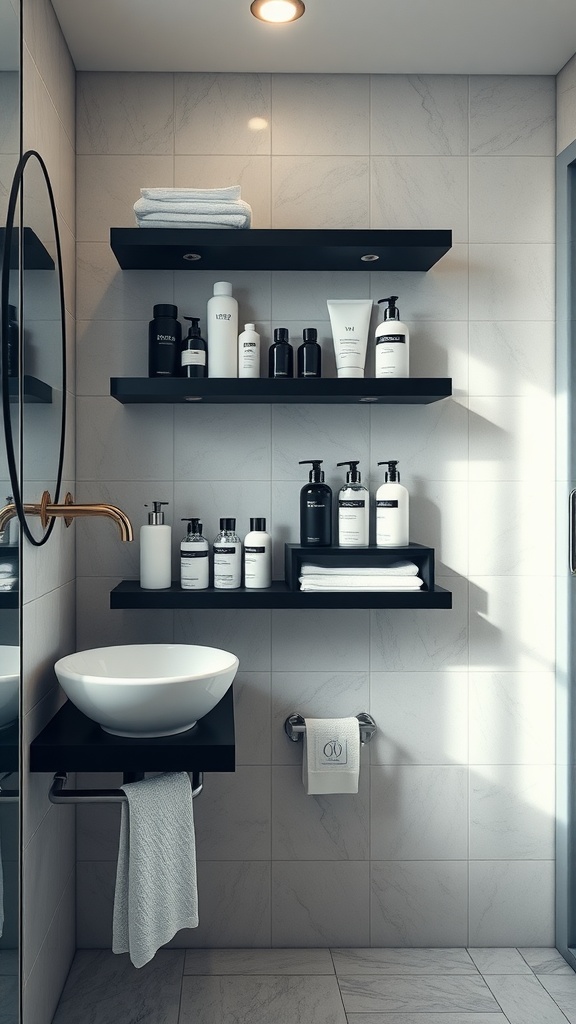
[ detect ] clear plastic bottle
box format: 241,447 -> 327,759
336,461 -> 369,546
213,517 -> 242,589
180,518 -> 209,590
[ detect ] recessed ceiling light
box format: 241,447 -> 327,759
250,0 -> 305,23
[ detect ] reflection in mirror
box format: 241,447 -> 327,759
0,0 -> 19,1020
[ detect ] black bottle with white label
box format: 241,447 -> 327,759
299,460 -> 332,546
180,317 -> 207,378
148,303 -> 181,377
375,296 -> 410,378
297,327 -> 322,378
376,460 -> 409,546
269,327 -> 294,378
213,517 -> 242,589
336,460 -> 369,546
180,518 -> 209,590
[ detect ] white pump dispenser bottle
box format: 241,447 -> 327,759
140,501 -> 172,589
375,296 -> 410,378
375,461 -> 409,546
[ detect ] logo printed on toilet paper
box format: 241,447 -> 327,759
320,738 -> 348,765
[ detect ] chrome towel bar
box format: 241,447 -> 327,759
48,771 -> 204,804
284,712 -> 376,745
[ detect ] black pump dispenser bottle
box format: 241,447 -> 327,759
299,460 -> 332,546
269,327 -> 294,378
180,316 -> 207,378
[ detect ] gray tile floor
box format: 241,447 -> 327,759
51,947 -> 576,1024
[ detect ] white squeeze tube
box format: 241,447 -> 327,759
326,299 -> 373,378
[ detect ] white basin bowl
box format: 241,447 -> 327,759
0,646 -> 19,729
54,643 -> 239,738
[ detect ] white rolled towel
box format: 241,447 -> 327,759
140,186 -> 242,203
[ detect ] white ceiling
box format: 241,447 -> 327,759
52,0 -> 576,76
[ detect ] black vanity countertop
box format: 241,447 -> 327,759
29,686 -> 235,773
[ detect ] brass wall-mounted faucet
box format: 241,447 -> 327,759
0,491 -> 133,542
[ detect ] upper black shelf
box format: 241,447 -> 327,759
111,377 -> 452,405
9,375 -> 53,404
109,228 -> 452,272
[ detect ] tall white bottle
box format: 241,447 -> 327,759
238,323 -> 260,378
375,461 -> 409,546
207,281 -> 238,378
244,517 -> 272,588
140,501 -> 172,589
374,296 -> 410,378
336,461 -> 369,547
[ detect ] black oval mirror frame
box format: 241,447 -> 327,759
1,149 -> 67,546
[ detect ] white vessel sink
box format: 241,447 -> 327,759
0,646 -> 19,729
54,643 -> 239,738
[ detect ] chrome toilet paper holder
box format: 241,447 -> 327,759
284,713 -> 376,745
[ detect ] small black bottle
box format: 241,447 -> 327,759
180,316 -> 207,378
268,327 -> 294,378
148,303 -> 181,377
299,459 -> 333,546
297,327 -> 322,378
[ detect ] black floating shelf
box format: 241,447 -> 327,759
110,228 -> 452,272
30,686 -> 235,773
0,226 -> 55,270
0,591 -> 18,609
110,377 -> 452,405
9,375 -> 53,404
0,721 -> 19,774
110,579 -> 452,610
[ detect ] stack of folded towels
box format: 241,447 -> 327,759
299,561 -> 424,592
0,560 -> 17,592
133,185 -> 252,229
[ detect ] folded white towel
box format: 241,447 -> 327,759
140,186 -> 242,203
113,772 -> 198,969
303,717 -> 360,794
135,212 -> 251,229
300,583 -> 424,592
134,197 -> 252,218
300,575 -> 423,591
300,561 -> 419,577
0,578 -> 17,592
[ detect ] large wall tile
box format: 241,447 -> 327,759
370,576 -> 468,672
369,399 -> 469,482
232,672 -> 272,766
271,765 -> 369,860
23,803 -> 75,978
469,76 -> 555,155
469,321 -> 555,397
469,243 -> 554,321
271,670 -> 370,766
175,404 -> 271,481
271,74 -> 369,156
469,671 -> 555,765
76,397 -> 174,481
368,244 -> 469,322
193,766 -> 271,861
407,320 -> 469,396
174,609 -> 271,671
557,81 -> 576,154
271,156 -> 369,229
169,861 -> 272,948
469,575 -> 555,672
409,479 -> 469,576
370,75 -> 468,156
370,861 -> 468,946
23,878 -> 75,1024
468,395 -> 555,481
370,671 -> 468,766
77,72 -> 175,155
468,480 -> 554,575
371,765 -> 468,860
175,73 -> 271,155
271,403 -> 369,482
175,155 -> 272,228
469,157 -> 554,242
76,242 -> 173,322
371,156 -> 468,242
175,269 -> 272,326
76,319 -> 148,396
76,154 -> 174,241
272,862 -> 370,946
469,860 -> 554,945
272,610 -> 369,671
469,763 -> 555,859
76,575 -> 174,650
271,271 -> 369,321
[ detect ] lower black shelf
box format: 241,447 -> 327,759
110,580 -> 452,610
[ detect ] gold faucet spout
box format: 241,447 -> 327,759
4,491 -> 134,542
0,502 -> 16,538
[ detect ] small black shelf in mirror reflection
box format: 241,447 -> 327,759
8,375 -> 53,404
0,226 -> 55,270
0,721 -> 19,774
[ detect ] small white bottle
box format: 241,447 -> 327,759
213,517 -> 242,589
238,323 -> 260,379
375,461 -> 409,546
375,296 -> 410,378
140,501 -> 172,589
207,282 -> 238,378
336,461 -> 369,547
180,518 -> 209,590
244,517 -> 272,589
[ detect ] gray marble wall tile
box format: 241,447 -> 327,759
271,670 -> 370,765
52,950 -> 184,1024
339,974 -> 497,1014
272,74 -> 369,156
468,321 -> 555,397
370,577 -> 468,672
22,583 -> 76,714
468,396 -> 555,481
167,861 -> 271,948
174,155 -> 272,228
557,81 -> 576,155
24,0 -> 68,117
76,319 -> 148,396
469,671 -> 555,765
482,974 -> 569,1024
468,860 -> 555,945
408,321 -> 469,396
272,156 -> 369,229
370,671 -> 468,766
0,72 -> 19,154
470,764 -> 555,860
408,480 -> 469,576
468,481 -> 554,575
467,947 -> 532,974
469,157 -> 554,243
469,243 -> 554,323
184,947 -> 334,974
23,803 -> 75,978
271,861 -> 369,946
77,72 -> 175,155
232,672 -> 272,765
271,271 -> 369,320
174,609 -> 271,670
175,268 -> 273,326
175,73 -> 271,155
77,154 -> 174,241
75,862 -> 117,948
558,53 -> 576,94
369,399 -> 469,482
370,861 -> 468,946
370,75 -> 468,156
76,242 -> 174,322
272,610 -> 370,671
469,575 -> 555,673
22,49 -> 60,182
194,766 -> 271,861
76,796 -> 121,863
76,398 -> 174,481
174,404 -> 271,481
518,948 -> 575,974
369,245 -> 469,322
76,575 -> 174,651
371,156 -> 468,242
271,765 -> 369,860
179,975 -> 346,1024
271,403 -> 369,481
371,765 -> 468,860
22,878 -> 75,1024
332,947 -> 477,975
469,76 -> 555,155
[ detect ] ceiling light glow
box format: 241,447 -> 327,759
250,0 -> 305,23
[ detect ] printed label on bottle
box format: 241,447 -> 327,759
377,499 -> 399,508
307,500 -> 327,509
182,350 -> 206,366
245,546 -> 265,553
181,547 -> 209,589
376,334 -> 405,345
339,500 -> 366,508
181,550 -> 208,558
213,546 -> 234,554
214,544 -> 241,588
